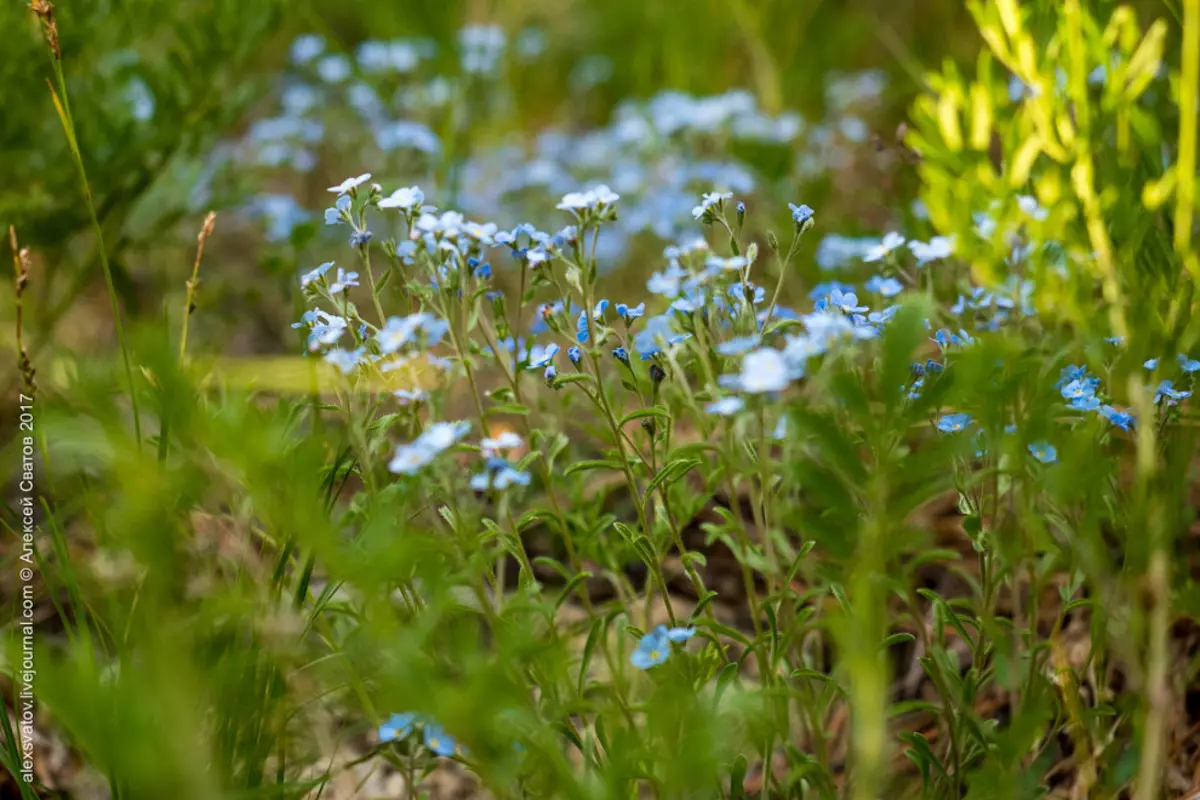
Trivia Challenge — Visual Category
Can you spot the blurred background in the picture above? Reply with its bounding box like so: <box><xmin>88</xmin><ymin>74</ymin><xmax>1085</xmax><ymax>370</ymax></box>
<box><xmin>0</xmin><ymin>0</ymin><xmax>993</xmax><ymax>397</ymax></box>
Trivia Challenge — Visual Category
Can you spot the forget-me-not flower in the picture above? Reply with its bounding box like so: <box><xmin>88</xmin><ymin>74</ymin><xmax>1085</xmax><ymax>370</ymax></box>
<box><xmin>738</xmin><ymin>348</ymin><xmax>790</xmax><ymax>393</ymax></box>
<box><xmin>328</xmin><ymin>173</ymin><xmax>372</xmax><ymax>196</ymax></box>
<box><xmin>937</xmin><ymin>413</ymin><xmax>972</xmax><ymax>433</ymax></box>
<box><xmin>630</xmin><ymin>625</ymin><xmax>696</xmax><ymax>669</ymax></box>
<box><xmin>379</xmin><ymin>713</ymin><xmax>417</xmax><ymax>743</ymax></box>
<box><xmin>1028</xmin><ymin>441</ymin><xmax>1057</xmax><ymax>464</ymax></box>
<box><xmin>864</xmin><ymin>232</ymin><xmax>906</xmax><ymax>262</ymax></box>
<box><xmin>706</xmin><ymin>397</ymin><xmax>745</xmax><ymax>416</ymax></box>
<box><xmin>389</xmin><ymin>421</ymin><xmax>471</xmax><ymax>475</ymax></box>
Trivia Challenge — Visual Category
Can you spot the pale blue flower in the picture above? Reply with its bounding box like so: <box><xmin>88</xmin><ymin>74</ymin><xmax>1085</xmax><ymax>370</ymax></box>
<box><xmin>864</xmin><ymin>275</ymin><xmax>903</xmax><ymax>297</ymax></box>
<box><xmin>864</xmin><ymin>232</ymin><xmax>906</xmax><ymax>262</ymax></box>
<box><xmin>423</xmin><ymin>723</ymin><xmax>457</xmax><ymax>757</ymax></box>
<box><xmin>328</xmin><ymin>268</ymin><xmax>360</xmax><ymax>294</ymax></box>
<box><xmin>388</xmin><ymin>421</ymin><xmax>471</xmax><ymax>475</ymax></box>
<box><xmin>1178</xmin><ymin>354</ymin><xmax>1200</xmax><ymax>373</ymax></box>
<box><xmin>692</xmin><ymin>191</ymin><xmax>732</xmax><ymax>220</ymax></box>
<box><xmin>616</xmin><ymin>302</ymin><xmax>645</xmax><ymax>320</ymax></box>
<box><xmin>324</xmin><ymin>347</ymin><xmax>364</xmax><ymax>374</ymax></box>
<box><xmin>716</xmin><ymin>336</ymin><xmax>761</xmax><ymax>356</ymax></box>
<box><xmin>379</xmin><ymin>713</ymin><xmax>417</xmax><ymax>742</ymax></box>
<box><xmin>379</xmin><ymin>186</ymin><xmax>424</xmax><ymax>211</ymax></box>
<box><xmin>1028</xmin><ymin>441</ymin><xmax>1057</xmax><ymax>464</ymax></box>
<box><xmin>937</xmin><ymin>413</ymin><xmax>972</xmax><ymax>433</ymax></box>
<box><xmin>908</xmin><ymin>235</ymin><xmax>955</xmax><ymax>265</ymax></box>
<box><xmin>528</xmin><ymin>343</ymin><xmax>560</xmax><ymax>369</ymax></box>
<box><xmin>300</xmin><ymin>261</ymin><xmax>335</xmax><ymax>288</ymax></box>
<box><xmin>1144</xmin><ymin>358</ymin><xmax>1159</xmax><ymax>370</ymax></box>
<box><xmin>630</xmin><ymin>625</ymin><xmax>695</xmax><ymax>670</ymax></box>
<box><xmin>1155</xmin><ymin>380</ymin><xmax>1191</xmax><ymax>403</ymax></box>
<box><xmin>1100</xmin><ymin>405</ymin><xmax>1134</xmax><ymax>431</ymax></box>
<box><xmin>706</xmin><ymin>397</ymin><xmax>745</xmax><ymax>416</ymax></box>
<box><xmin>738</xmin><ymin>348</ymin><xmax>790</xmax><ymax>393</ymax></box>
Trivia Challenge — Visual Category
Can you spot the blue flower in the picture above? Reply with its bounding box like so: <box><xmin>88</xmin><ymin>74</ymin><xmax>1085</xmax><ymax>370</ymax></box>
<box><xmin>470</xmin><ymin>458</ymin><xmax>532</xmax><ymax>491</ymax></box>
<box><xmin>1068</xmin><ymin>395</ymin><xmax>1102</xmax><ymax>412</ymax></box>
<box><xmin>692</xmin><ymin>191</ymin><xmax>732</xmax><ymax>221</ymax></box>
<box><xmin>1055</xmin><ymin>364</ymin><xmax>1089</xmax><ymax>390</ymax></box>
<box><xmin>706</xmin><ymin>255</ymin><xmax>748</xmax><ymax>273</ymax></box>
<box><xmin>300</xmin><ymin>261</ymin><xmax>335</xmax><ymax>288</ymax></box>
<box><xmin>528</xmin><ymin>343</ymin><xmax>559</xmax><ymax>369</ymax></box>
<box><xmin>716</xmin><ymin>335</ymin><xmax>761</xmax><ymax>356</ymax></box>
<box><xmin>630</xmin><ymin>625</ymin><xmax>695</xmax><ymax>670</ymax></box>
<box><xmin>864</xmin><ymin>232</ymin><xmax>906</xmax><ymax>262</ymax></box>
<box><xmin>864</xmin><ymin>275</ymin><xmax>903</xmax><ymax>297</ymax></box>
<box><xmin>544</xmin><ymin>365</ymin><xmax>557</xmax><ymax>383</ymax></box>
<box><xmin>1100</xmin><ymin>404</ymin><xmax>1135</xmax><ymax>430</ymax></box>
<box><xmin>350</xmin><ymin>229</ymin><xmax>373</xmax><ymax>248</ymax></box>
<box><xmin>423</xmin><ymin>723</ymin><xmax>457</xmax><ymax>757</ymax></box>
<box><xmin>788</xmin><ymin>203</ymin><xmax>815</xmax><ymax>231</ymax></box>
<box><xmin>1105</xmin><ymin>336</ymin><xmax>1125</xmax><ymax>346</ymax></box>
<box><xmin>328</xmin><ymin>173</ymin><xmax>372</xmax><ymax>196</ymax></box>
<box><xmin>377</xmin><ymin>314</ymin><xmax>427</xmax><ymax>354</ymax></box>
<box><xmin>937</xmin><ymin>413</ymin><xmax>972</xmax><ymax>433</ymax></box>
<box><xmin>1028</xmin><ymin>441</ymin><xmax>1057</xmax><ymax>464</ymax></box>
<box><xmin>388</xmin><ymin>421</ymin><xmax>471</xmax><ymax>475</ymax></box>
<box><xmin>706</xmin><ymin>397</ymin><xmax>745</xmax><ymax>416</ymax></box>
<box><xmin>830</xmin><ymin>289</ymin><xmax>868</xmax><ymax>314</ymax></box>
<box><xmin>809</xmin><ymin>281</ymin><xmax>855</xmax><ymax>301</ymax></box>
<box><xmin>568</xmin><ymin>346</ymin><xmax>581</xmax><ymax>365</ymax></box>
<box><xmin>1178</xmin><ymin>354</ymin><xmax>1200</xmax><ymax>373</ymax></box>
<box><xmin>647</xmin><ymin>264</ymin><xmax>687</xmax><ymax>298</ymax></box>
<box><xmin>612</xmin><ymin>347</ymin><xmax>630</xmax><ymax>364</ymax></box>
<box><xmin>1155</xmin><ymin>380</ymin><xmax>1191</xmax><ymax>403</ymax></box>
<box><xmin>576</xmin><ymin>310</ymin><xmax>591</xmax><ymax>343</ymax></box>
<box><xmin>328</xmin><ymin>268</ymin><xmax>360</xmax><ymax>294</ymax></box>
<box><xmin>617</xmin><ymin>302</ymin><xmax>645</xmax><ymax>321</ymax></box>
<box><xmin>379</xmin><ymin>713</ymin><xmax>417</xmax><ymax>742</ymax></box>
<box><xmin>324</xmin><ymin>195</ymin><xmax>351</xmax><ymax>226</ymax></box>
<box><xmin>737</xmin><ymin>348</ymin><xmax>790</xmax><ymax>393</ymax></box>
<box><xmin>1144</xmin><ymin>358</ymin><xmax>1159</xmax><ymax>370</ymax></box>
<box><xmin>908</xmin><ymin>235</ymin><xmax>955</xmax><ymax>265</ymax></box>
<box><xmin>324</xmin><ymin>348</ymin><xmax>365</xmax><ymax>374</ymax></box>
<box><xmin>1060</xmin><ymin>377</ymin><xmax>1100</xmax><ymax>402</ymax></box>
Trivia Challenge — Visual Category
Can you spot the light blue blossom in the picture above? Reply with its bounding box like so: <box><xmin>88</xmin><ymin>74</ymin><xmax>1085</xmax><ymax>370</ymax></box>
<box><xmin>379</xmin><ymin>713</ymin><xmax>417</xmax><ymax>742</ymax></box>
<box><xmin>692</xmin><ymin>191</ymin><xmax>732</xmax><ymax>220</ymax></box>
<box><xmin>647</xmin><ymin>264</ymin><xmax>688</xmax><ymax>298</ymax></box>
<box><xmin>1178</xmin><ymin>354</ymin><xmax>1200</xmax><ymax>373</ymax></box>
<box><xmin>706</xmin><ymin>397</ymin><xmax>745</xmax><ymax>416</ymax></box>
<box><xmin>864</xmin><ymin>275</ymin><xmax>903</xmax><ymax>297</ymax></box>
<box><xmin>1028</xmin><ymin>441</ymin><xmax>1057</xmax><ymax>464</ymax></box>
<box><xmin>377</xmin><ymin>315</ymin><xmax>427</xmax><ymax>354</ymax></box>
<box><xmin>630</xmin><ymin>625</ymin><xmax>695</xmax><ymax>669</ymax></box>
<box><xmin>300</xmin><ymin>261</ymin><xmax>335</xmax><ymax>288</ymax></box>
<box><xmin>1100</xmin><ymin>405</ymin><xmax>1135</xmax><ymax>431</ymax></box>
<box><xmin>864</xmin><ymin>232</ymin><xmax>906</xmax><ymax>262</ymax></box>
<box><xmin>830</xmin><ymin>289</ymin><xmax>868</xmax><ymax>314</ymax></box>
<box><xmin>1144</xmin><ymin>358</ymin><xmax>1159</xmax><ymax>370</ymax></box>
<box><xmin>908</xmin><ymin>235</ymin><xmax>955</xmax><ymax>265</ymax></box>
<box><xmin>304</xmin><ymin>311</ymin><xmax>348</xmax><ymax>350</ymax></box>
<box><xmin>379</xmin><ymin>186</ymin><xmax>424</xmax><ymax>211</ymax></box>
<box><xmin>937</xmin><ymin>413</ymin><xmax>972</xmax><ymax>433</ymax></box>
<box><xmin>470</xmin><ymin>457</ymin><xmax>532</xmax><ymax>491</ymax></box>
<box><xmin>616</xmin><ymin>302</ymin><xmax>645</xmax><ymax>320</ymax></box>
<box><xmin>316</xmin><ymin>54</ymin><xmax>352</xmax><ymax>83</ymax></box>
<box><xmin>324</xmin><ymin>195</ymin><xmax>352</xmax><ymax>226</ymax></box>
<box><xmin>738</xmin><ymin>348</ymin><xmax>790</xmax><ymax>393</ymax></box>
<box><xmin>568</xmin><ymin>346</ymin><xmax>581</xmax><ymax>365</ymax></box>
<box><xmin>324</xmin><ymin>347</ymin><xmax>364</xmax><ymax>374</ymax></box>
<box><xmin>716</xmin><ymin>336</ymin><xmax>761</xmax><ymax>356</ymax></box>
<box><xmin>423</xmin><ymin>723</ymin><xmax>457</xmax><ymax>757</ymax></box>
<box><xmin>1068</xmin><ymin>395</ymin><xmax>1101</xmax><ymax>412</ymax></box>
<box><xmin>388</xmin><ymin>421</ymin><xmax>471</xmax><ymax>475</ymax></box>
<box><xmin>706</xmin><ymin>255</ymin><xmax>748</xmax><ymax>272</ymax></box>
<box><xmin>527</xmin><ymin>343</ymin><xmax>560</xmax><ymax>369</ymax></box>
<box><xmin>788</xmin><ymin>203</ymin><xmax>815</xmax><ymax>230</ymax></box>
<box><xmin>290</xmin><ymin>34</ymin><xmax>326</xmax><ymax>64</ymax></box>
<box><xmin>328</xmin><ymin>268</ymin><xmax>360</xmax><ymax>294</ymax></box>
<box><xmin>1155</xmin><ymin>380</ymin><xmax>1191</xmax><ymax>403</ymax></box>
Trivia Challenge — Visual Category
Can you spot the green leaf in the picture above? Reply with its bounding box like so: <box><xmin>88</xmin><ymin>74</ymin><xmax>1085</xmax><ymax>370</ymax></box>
<box><xmin>565</xmin><ymin>459</ymin><xmax>624</xmax><ymax>476</ymax></box>
<box><xmin>619</xmin><ymin>405</ymin><xmax>671</xmax><ymax>427</ymax></box>
<box><xmin>644</xmin><ymin>456</ymin><xmax>701</xmax><ymax>499</ymax></box>
<box><xmin>555</xmin><ymin>572</ymin><xmax>593</xmax><ymax>612</ymax></box>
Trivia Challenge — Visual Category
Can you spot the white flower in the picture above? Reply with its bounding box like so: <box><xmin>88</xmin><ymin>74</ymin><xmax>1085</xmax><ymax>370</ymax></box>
<box><xmin>328</xmin><ymin>173</ymin><xmax>372</xmax><ymax>195</ymax></box>
<box><xmin>378</xmin><ymin>186</ymin><xmax>424</xmax><ymax>211</ymax></box>
<box><xmin>863</xmin><ymin>231</ymin><xmax>906</xmax><ymax>262</ymax></box>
